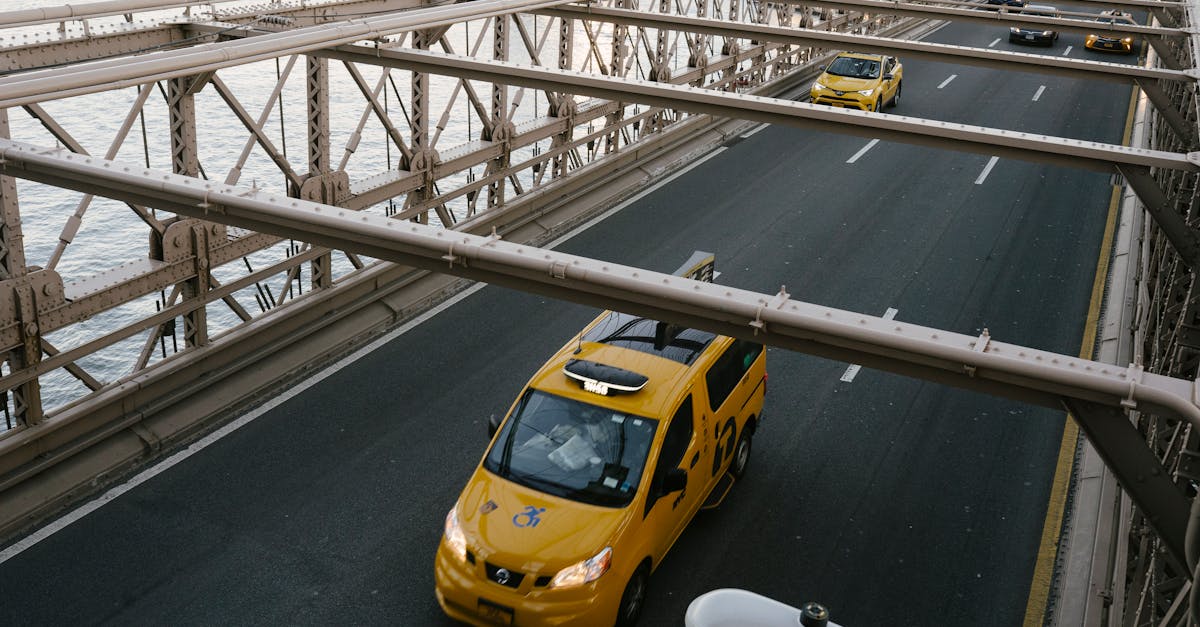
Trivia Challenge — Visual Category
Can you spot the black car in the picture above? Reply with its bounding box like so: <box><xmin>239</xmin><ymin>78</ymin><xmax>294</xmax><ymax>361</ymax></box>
<box><xmin>987</xmin><ymin>0</ymin><xmax>1026</xmax><ymax>6</ymax></box>
<box><xmin>1009</xmin><ymin>4</ymin><xmax>1059</xmax><ymax>46</ymax></box>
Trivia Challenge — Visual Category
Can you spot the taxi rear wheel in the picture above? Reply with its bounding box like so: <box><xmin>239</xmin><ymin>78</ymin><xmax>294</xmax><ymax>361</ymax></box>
<box><xmin>890</xmin><ymin>83</ymin><xmax>901</xmax><ymax>108</ymax></box>
<box><xmin>730</xmin><ymin>428</ymin><xmax>753</xmax><ymax>479</ymax></box>
<box><xmin>616</xmin><ymin>565</ymin><xmax>649</xmax><ymax>626</ymax></box>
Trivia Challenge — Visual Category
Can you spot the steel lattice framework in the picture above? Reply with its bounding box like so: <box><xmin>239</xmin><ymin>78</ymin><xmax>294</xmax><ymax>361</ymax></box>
<box><xmin>1</xmin><ymin>0</ymin><xmax>1200</xmax><ymax>624</ymax></box>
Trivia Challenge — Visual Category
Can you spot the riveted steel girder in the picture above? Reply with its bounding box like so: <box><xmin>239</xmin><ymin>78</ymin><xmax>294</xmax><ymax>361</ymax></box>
<box><xmin>317</xmin><ymin>46</ymin><xmax>1195</xmax><ymax>174</ymax></box>
<box><xmin>1</xmin><ymin>135</ymin><xmax>1197</xmax><ymax>421</ymax></box>
<box><xmin>0</xmin><ymin>0</ymin><xmax>577</xmax><ymax>107</ymax></box>
<box><xmin>5</xmin><ymin>136</ymin><xmax>1200</xmax><ymax>568</ymax></box>
<box><xmin>539</xmin><ymin>4</ymin><xmax>1191</xmax><ymax>85</ymax></box>
<box><xmin>773</xmin><ymin>0</ymin><xmax>1186</xmax><ymax>39</ymax></box>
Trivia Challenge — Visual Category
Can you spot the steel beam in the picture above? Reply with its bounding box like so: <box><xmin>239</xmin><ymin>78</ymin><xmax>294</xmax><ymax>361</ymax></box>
<box><xmin>538</xmin><ymin>4</ymin><xmax>1191</xmax><ymax>85</ymax></box>
<box><xmin>0</xmin><ymin>0</ymin><xmax>577</xmax><ymax>107</ymax></box>
<box><xmin>1063</xmin><ymin>399</ymin><xmax>1190</xmax><ymax>570</ymax></box>
<box><xmin>317</xmin><ymin>46</ymin><xmax>1196</xmax><ymax>174</ymax></box>
<box><xmin>1</xmin><ymin>137</ymin><xmax>1198</xmax><ymax>423</ymax></box>
<box><xmin>772</xmin><ymin>0</ymin><xmax>1186</xmax><ymax>38</ymax></box>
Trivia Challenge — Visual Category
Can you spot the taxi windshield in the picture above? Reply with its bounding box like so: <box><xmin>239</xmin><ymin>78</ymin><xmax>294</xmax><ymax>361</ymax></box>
<box><xmin>484</xmin><ymin>389</ymin><xmax>658</xmax><ymax>507</ymax></box>
<box><xmin>825</xmin><ymin>56</ymin><xmax>880</xmax><ymax>79</ymax></box>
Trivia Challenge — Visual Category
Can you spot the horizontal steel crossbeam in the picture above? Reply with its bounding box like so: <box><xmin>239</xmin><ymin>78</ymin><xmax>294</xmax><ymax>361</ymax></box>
<box><xmin>0</xmin><ymin>135</ymin><xmax>1195</xmax><ymax>564</ymax></box>
<box><xmin>539</xmin><ymin>4</ymin><xmax>1190</xmax><ymax>84</ymax></box>
<box><xmin>319</xmin><ymin>45</ymin><xmax>1195</xmax><ymax>173</ymax></box>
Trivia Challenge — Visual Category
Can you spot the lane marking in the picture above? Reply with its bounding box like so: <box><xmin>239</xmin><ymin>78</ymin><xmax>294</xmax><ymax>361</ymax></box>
<box><xmin>840</xmin><ymin>308</ymin><xmax>898</xmax><ymax>382</ymax></box>
<box><xmin>846</xmin><ymin>138</ymin><xmax>880</xmax><ymax>164</ymax></box>
<box><xmin>741</xmin><ymin>124</ymin><xmax>768</xmax><ymax>139</ymax></box>
<box><xmin>1061</xmin><ymin>45</ymin><xmax>1073</xmax><ymax>56</ymax></box>
<box><xmin>975</xmin><ymin>156</ymin><xmax>999</xmax><ymax>185</ymax></box>
<box><xmin>937</xmin><ymin>74</ymin><xmax>957</xmax><ymax>89</ymax></box>
<box><xmin>0</xmin><ymin>143</ymin><xmax>736</xmax><ymax>567</ymax></box>
<box><xmin>988</xmin><ymin>38</ymin><xmax>1001</xmax><ymax>48</ymax></box>
<box><xmin>1021</xmin><ymin>84</ymin><xmax>1139</xmax><ymax>627</ymax></box>
<box><xmin>1032</xmin><ymin>86</ymin><xmax>1046</xmax><ymax>101</ymax></box>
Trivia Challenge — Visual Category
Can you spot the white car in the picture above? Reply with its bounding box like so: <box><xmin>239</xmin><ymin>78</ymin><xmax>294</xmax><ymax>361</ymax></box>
<box><xmin>685</xmin><ymin>589</ymin><xmax>846</xmax><ymax>627</ymax></box>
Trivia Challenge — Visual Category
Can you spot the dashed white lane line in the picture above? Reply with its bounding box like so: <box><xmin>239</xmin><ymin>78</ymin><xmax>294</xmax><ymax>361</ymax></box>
<box><xmin>976</xmin><ymin>156</ymin><xmax>1000</xmax><ymax>185</ymax></box>
<box><xmin>847</xmin><ymin>139</ymin><xmax>880</xmax><ymax>164</ymax></box>
<box><xmin>938</xmin><ymin>74</ymin><xmax>957</xmax><ymax>89</ymax></box>
<box><xmin>988</xmin><ymin>38</ymin><xmax>1001</xmax><ymax>48</ymax></box>
<box><xmin>1061</xmin><ymin>45</ymin><xmax>1073</xmax><ymax>56</ymax></box>
<box><xmin>741</xmin><ymin>124</ymin><xmax>768</xmax><ymax>139</ymax></box>
<box><xmin>841</xmin><ymin>307</ymin><xmax>899</xmax><ymax>382</ymax></box>
<box><xmin>1032</xmin><ymin>85</ymin><xmax>1046</xmax><ymax>101</ymax></box>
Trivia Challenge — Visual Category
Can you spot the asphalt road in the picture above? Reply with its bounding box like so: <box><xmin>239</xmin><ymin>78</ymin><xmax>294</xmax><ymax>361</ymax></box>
<box><xmin>0</xmin><ymin>10</ymin><xmax>1140</xmax><ymax>627</ymax></box>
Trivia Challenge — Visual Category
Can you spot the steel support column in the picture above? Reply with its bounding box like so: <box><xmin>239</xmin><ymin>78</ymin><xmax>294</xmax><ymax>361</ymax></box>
<box><xmin>1062</xmin><ymin>399</ymin><xmax>1190</xmax><ymax>572</ymax></box>
<box><xmin>305</xmin><ymin>55</ymin><xmax>334</xmax><ymax>288</ymax></box>
<box><xmin>485</xmin><ymin>15</ymin><xmax>511</xmax><ymax>211</ymax></box>
<box><xmin>551</xmin><ymin>16</ymin><xmax>575</xmax><ymax>179</ymax></box>
<box><xmin>605</xmin><ymin>0</ymin><xmax>630</xmax><ymax>154</ymax></box>
<box><xmin>0</xmin><ymin>109</ymin><xmax>39</xmax><ymax>427</ymax></box>
<box><xmin>1118</xmin><ymin>165</ymin><xmax>1200</xmax><ymax>271</ymax></box>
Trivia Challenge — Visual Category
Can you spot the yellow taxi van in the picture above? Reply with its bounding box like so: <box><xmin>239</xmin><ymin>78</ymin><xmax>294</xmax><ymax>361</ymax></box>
<box><xmin>434</xmin><ymin>256</ymin><xmax>768</xmax><ymax>626</ymax></box>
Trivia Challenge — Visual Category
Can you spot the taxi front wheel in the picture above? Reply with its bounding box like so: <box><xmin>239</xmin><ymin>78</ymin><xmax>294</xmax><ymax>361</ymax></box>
<box><xmin>615</xmin><ymin>565</ymin><xmax>649</xmax><ymax>626</ymax></box>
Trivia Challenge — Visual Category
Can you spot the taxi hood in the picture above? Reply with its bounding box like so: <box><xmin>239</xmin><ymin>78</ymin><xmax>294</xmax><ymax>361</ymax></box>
<box><xmin>457</xmin><ymin>469</ymin><xmax>630</xmax><ymax>572</ymax></box>
<box><xmin>819</xmin><ymin>73</ymin><xmax>879</xmax><ymax>92</ymax></box>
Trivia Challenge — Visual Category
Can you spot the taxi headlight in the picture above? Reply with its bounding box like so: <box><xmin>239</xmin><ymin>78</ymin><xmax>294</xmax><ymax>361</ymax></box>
<box><xmin>857</xmin><ymin>89</ymin><xmax>874</xmax><ymax>97</ymax></box>
<box><xmin>812</xmin><ymin>80</ymin><xmax>827</xmax><ymax>91</ymax></box>
<box><xmin>443</xmin><ymin>506</ymin><xmax>468</xmax><ymax>562</ymax></box>
<box><xmin>1122</xmin><ymin>37</ymin><xmax>1133</xmax><ymax>44</ymax></box>
<box><xmin>549</xmin><ymin>546</ymin><xmax>612</xmax><ymax>588</ymax></box>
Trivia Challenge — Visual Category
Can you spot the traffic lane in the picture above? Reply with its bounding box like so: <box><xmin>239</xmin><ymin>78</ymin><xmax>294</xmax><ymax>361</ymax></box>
<box><xmin>898</xmin><ymin>21</ymin><xmax>1137</xmax><ymax>138</ymax></box>
<box><xmin>547</xmin><ymin>137</ymin><xmax>1108</xmax><ymax>626</ymax></box>
<box><xmin>0</xmin><ymin>284</ymin><xmax>591</xmax><ymax>624</ymax></box>
<box><xmin>655</xmin><ymin>133</ymin><xmax>1113</xmax><ymax>356</ymax></box>
<box><xmin>643</xmin><ymin>367</ymin><xmax>1065</xmax><ymax>627</ymax></box>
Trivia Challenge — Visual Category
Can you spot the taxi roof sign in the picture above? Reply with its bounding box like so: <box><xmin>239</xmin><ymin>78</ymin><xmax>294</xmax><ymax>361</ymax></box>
<box><xmin>562</xmin><ymin>359</ymin><xmax>649</xmax><ymax>396</ymax></box>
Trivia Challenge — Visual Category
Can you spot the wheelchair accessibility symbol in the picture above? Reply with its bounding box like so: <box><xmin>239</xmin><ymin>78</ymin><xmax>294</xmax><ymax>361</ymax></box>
<box><xmin>512</xmin><ymin>505</ymin><xmax>546</xmax><ymax>528</ymax></box>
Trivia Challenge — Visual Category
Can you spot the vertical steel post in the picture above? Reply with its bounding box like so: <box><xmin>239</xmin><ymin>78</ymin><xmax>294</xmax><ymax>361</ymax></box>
<box><xmin>167</xmin><ymin>76</ymin><xmax>210</xmax><ymax>347</ymax></box>
<box><xmin>0</xmin><ymin>108</ymin><xmax>41</xmax><ymax>425</ymax></box>
<box><xmin>485</xmin><ymin>15</ymin><xmax>511</xmax><ymax>211</ymax></box>
<box><xmin>690</xmin><ymin>0</ymin><xmax>710</xmax><ymax>87</ymax></box>
<box><xmin>408</xmin><ymin>28</ymin><xmax>439</xmax><ymax>224</ymax></box>
<box><xmin>605</xmin><ymin>0</ymin><xmax>630</xmax><ymax>154</ymax></box>
<box><xmin>306</xmin><ymin>55</ymin><xmax>334</xmax><ymax>288</ymax></box>
<box><xmin>551</xmin><ymin>16</ymin><xmax>576</xmax><ymax>179</ymax></box>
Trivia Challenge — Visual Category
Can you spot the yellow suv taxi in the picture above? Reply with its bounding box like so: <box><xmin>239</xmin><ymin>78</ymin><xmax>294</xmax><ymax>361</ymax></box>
<box><xmin>1085</xmin><ymin>10</ymin><xmax>1136</xmax><ymax>54</ymax></box>
<box><xmin>810</xmin><ymin>51</ymin><xmax>902</xmax><ymax>112</ymax></box>
<box><xmin>435</xmin><ymin>255</ymin><xmax>768</xmax><ymax>627</ymax></box>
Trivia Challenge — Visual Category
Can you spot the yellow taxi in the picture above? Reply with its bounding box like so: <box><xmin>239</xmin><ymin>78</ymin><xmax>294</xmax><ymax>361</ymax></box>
<box><xmin>1085</xmin><ymin>10</ymin><xmax>1136</xmax><ymax>54</ymax></box>
<box><xmin>810</xmin><ymin>51</ymin><xmax>903</xmax><ymax>112</ymax></box>
<box><xmin>435</xmin><ymin>255</ymin><xmax>768</xmax><ymax>627</ymax></box>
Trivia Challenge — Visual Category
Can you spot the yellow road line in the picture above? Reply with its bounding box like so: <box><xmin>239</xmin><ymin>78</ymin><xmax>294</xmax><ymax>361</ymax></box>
<box><xmin>1021</xmin><ymin>86</ymin><xmax>1137</xmax><ymax>626</ymax></box>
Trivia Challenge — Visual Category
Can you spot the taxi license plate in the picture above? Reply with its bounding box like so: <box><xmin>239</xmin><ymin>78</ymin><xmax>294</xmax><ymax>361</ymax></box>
<box><xmin>478</xmin><ymin>599</ymin><xmax>514</xmax><ymax>625</ymax></box>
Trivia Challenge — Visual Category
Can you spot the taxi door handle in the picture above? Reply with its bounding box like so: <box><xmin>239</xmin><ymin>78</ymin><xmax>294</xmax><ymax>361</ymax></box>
<box><xmin>690</xmin><ymin>452</ymin><xmax>700</xmax><ymax>468</ymax></box>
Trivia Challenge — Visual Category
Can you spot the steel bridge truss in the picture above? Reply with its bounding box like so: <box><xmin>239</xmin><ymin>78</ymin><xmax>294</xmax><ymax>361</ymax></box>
<box><xmin>2</xmin><ymin>0</ymin><xmax>1200</xmax><ymax>624</ymax></box>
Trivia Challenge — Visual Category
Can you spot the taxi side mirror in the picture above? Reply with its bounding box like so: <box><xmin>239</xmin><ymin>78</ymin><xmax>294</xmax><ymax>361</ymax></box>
<box><xmin>883</xmin><ymin>73</ymin><xmax>894</xmax><ymax>81</ymax></box>
<box><xmin>488</xmin><ymin>414</ymin><xmax>502</xmax><ymax>439</ymax></box>
<box><xmin>660</xmin><ymin>468</ymin><xmax>688</xmax><ymax>496</ymax></box>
